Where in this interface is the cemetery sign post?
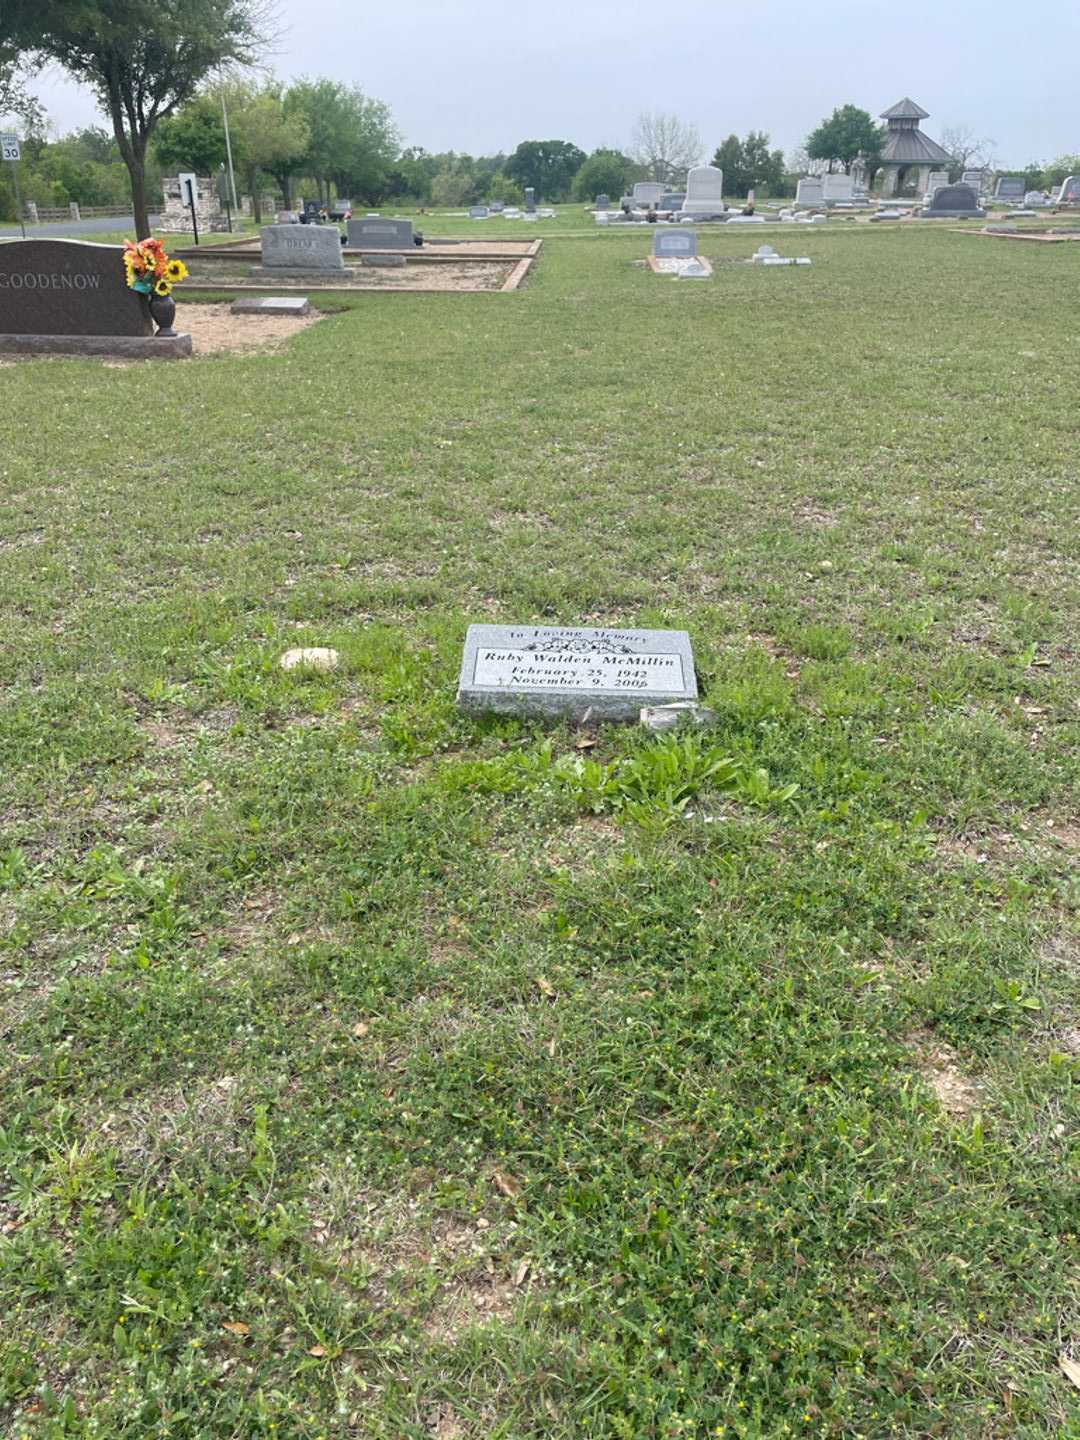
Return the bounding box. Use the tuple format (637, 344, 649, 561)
(1, 135, 26, 238)
(178, 172, 199, 245)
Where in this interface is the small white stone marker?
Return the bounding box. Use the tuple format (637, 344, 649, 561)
(280, 647, 339, 671)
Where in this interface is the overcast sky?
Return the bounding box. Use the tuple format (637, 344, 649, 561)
(19, 0, 1080, 166)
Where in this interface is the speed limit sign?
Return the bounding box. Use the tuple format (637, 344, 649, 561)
(1, 135, 20, 162)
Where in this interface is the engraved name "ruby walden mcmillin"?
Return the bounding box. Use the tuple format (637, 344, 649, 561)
(0, 270, 102, 289)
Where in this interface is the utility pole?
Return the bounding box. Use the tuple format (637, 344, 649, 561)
(221, 92, 239, 210)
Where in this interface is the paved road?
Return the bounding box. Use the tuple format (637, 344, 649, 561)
(0, 214, 161, 239)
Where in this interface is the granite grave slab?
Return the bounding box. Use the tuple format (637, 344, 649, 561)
(253, 224, 345, 277)
(652, 228, 697, 257)
(457, 625, 697, 721)
(346, 218, 415, 250)
(922, 183, 985, 219)
(0, 238, 152, 337)
(632, 182, 666, 208)
(231, 296, 312, 316)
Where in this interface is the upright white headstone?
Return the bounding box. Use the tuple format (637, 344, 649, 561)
(681, 167, 725, 218)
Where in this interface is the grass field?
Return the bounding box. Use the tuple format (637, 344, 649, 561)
(1, 216, 1078, 1439)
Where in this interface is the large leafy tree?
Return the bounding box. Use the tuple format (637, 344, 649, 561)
(572, 148, 636, 201)
(157, 81, 308, 221)
(712, 131, 785, 197)
(806, 105, 884, 174)
(0, 0, 270, 237)
(154, 100, 227, 176)
(0, 60, 45, 131)
(284, 79, 398, 205)
(505, 139, 585, 201)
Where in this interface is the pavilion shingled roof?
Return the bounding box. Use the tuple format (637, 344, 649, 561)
(880, 129, 951, 164)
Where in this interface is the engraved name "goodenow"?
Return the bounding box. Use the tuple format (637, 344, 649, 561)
(0, 271, 102, 289)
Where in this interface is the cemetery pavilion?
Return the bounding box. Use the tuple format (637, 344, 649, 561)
(877, 98, 951, 197)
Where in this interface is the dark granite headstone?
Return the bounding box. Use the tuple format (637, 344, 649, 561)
(923, 184, 985, 218)
(0, 239, 151, 337)
(346, 218, 415, 250)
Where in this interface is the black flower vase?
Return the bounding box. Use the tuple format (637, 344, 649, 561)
(149, 292, 178, 337)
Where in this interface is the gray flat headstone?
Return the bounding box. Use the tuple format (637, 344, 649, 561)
(468, 206, 489, 219)
(0, 239, 152, 337)
(653, 228, 697, 257)
(260, 224, 344, 271)
(361, 253, 407, 267)
(346, 218, 415, 250)
(231, 296, 312, 316)
(457, 624, 697, 721)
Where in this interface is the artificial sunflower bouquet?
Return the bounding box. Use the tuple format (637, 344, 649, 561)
(123, 237, 188, 296)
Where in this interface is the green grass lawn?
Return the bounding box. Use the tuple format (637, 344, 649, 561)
(0, 222, 1078, 1440)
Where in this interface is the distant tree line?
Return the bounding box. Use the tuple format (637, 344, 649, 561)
(5, 44, 1078, 227)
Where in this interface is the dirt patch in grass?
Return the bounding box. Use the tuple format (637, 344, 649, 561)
(793, 499, 838, 528)
(909, 1031, 986, 1117)
(184, 301, 323, 354)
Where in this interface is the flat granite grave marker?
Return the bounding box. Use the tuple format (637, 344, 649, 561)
(361, 253, 407, 267)
(0, 238, 191, 358)
(457, 624, 697, 721)
(251, 224, 345, 277)
(231, 296, 312, 316)
(346, 217, 415, 250)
